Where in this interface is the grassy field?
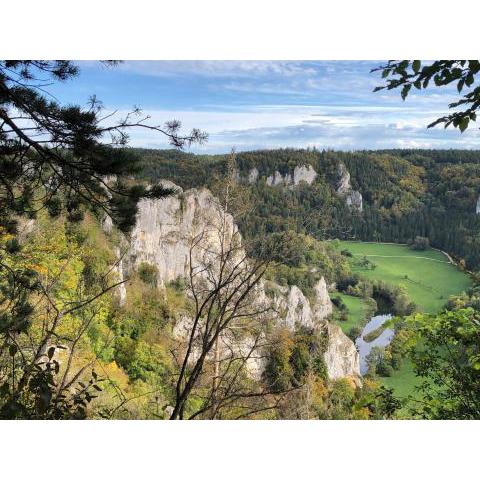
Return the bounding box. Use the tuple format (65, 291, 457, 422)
(336, 241, 472, 313)
(332, 293, 368, 334)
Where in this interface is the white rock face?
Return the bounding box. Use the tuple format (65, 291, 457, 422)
(126, 186, 235, 287)
(346, 190, 363, 212)
(16, 217, 36, 243)
(247, 168, 259, 184)
(336, 162, 363, 212)
(273, 284, 313, 330)
(101, 214, 113, 235)
(266, 170, 287, 186)
(173, 313, 266, 380)
(266, 164, 317, 188)
(476, 194, 480, 214)
(293, 164, 317, 186)
(270, 277, 333, 329)
(324, 322, 361, 381)
(313, 277, 333, 320)
(336, 163, 351, 195)
(269, 278, 358, 380)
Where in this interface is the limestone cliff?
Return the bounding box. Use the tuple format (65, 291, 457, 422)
(264, 164, 317, 187)
(247, 167, 259, 184)
(118, 181, 360, 382)
(270, 277, 332, 330)
(324, 322, 361, 381)
(335, 162, 363, 212)
(124, 181, 239, 287)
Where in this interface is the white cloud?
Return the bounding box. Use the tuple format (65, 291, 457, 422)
(111, 60, 319, 78)
(107, 103, 480, 153)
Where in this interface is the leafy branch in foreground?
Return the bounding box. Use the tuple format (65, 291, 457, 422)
(405, 308, 480, 419)
(0, 60, 207, 234)
(372, 60, 480, 132)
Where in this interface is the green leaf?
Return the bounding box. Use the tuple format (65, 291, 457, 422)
(458, 117, 469, 132)
(466, 72, 474, 87)
(401, 84, 412, 100)
(412, 60, 421, 73)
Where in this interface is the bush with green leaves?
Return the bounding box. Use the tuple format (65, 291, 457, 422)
(138, 262, 159, 286)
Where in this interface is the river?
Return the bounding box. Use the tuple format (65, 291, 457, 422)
(355, 314, 394, 375)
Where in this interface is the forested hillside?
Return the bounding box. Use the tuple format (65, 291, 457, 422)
(135, 148, 480, 271)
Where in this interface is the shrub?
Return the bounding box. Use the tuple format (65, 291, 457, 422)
(138, 262, 158, 286)
(332, 296, 346, 310)
(347, 325, 362, 341)
(409, 236, 430, 251)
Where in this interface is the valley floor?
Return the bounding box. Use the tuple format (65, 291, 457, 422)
(332, 241, 472, 407)
(336, 241, 471, 313)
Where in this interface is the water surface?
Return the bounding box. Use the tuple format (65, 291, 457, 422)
(356, 314, 394, 375)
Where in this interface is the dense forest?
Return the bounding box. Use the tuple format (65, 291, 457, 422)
(135, 148, 480, 272)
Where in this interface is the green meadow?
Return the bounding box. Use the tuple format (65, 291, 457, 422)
(332, 293, 369, 334)
(336, 241, 472, 313)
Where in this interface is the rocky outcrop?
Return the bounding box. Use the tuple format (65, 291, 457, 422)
(336, 162, 363, 212)
(269, 277, 333, 330)
(271, 284, 313, 329)
(16, 217, 36, 243)
(266, 170, 290, 186)
(267, 279, 360, 380)
(346, 190, 363, 211)
(476, 194, 480, 214)
(265, 164, 317, 188)
(173, 313, 265, 380)
(101, 214, 113, 235)
(247, 167, 259, 184)
(323, 322, 361, 382)
(125, 183, 237, 287)
(336, 163, 352, 195)
(313, 277, 333, 320)
(292, 165, 318, 185)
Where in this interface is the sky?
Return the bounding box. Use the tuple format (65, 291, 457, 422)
(48, 60, 480, 153)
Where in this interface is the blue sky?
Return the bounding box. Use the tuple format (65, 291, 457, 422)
(50, 61, 480, 153)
